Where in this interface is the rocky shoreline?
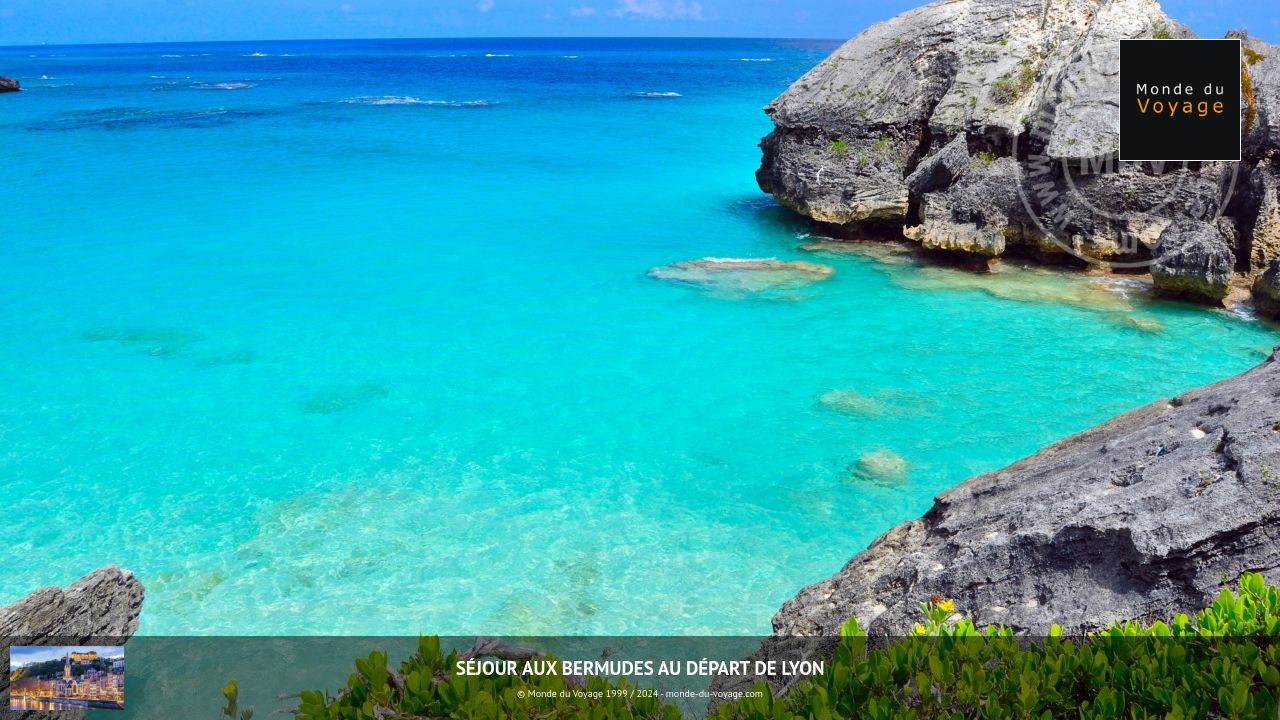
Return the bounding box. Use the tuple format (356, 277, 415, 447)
(710, 342, 1280, 702)
(756, 0, 1280, 315)
(0, 77, 19, 93)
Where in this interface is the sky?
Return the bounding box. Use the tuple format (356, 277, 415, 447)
(0, 0, 1274, 48)
(10, 646, 123, 667)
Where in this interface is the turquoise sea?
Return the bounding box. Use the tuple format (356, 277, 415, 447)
(0, 38, 1275, 636)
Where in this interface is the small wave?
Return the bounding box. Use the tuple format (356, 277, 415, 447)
(39, 74, 52, 80)
(195, 82, 255, 90)
(736, 57, 774, 62)
(484, 53, 512, 57)
(561, 55, 580, 59)
(628, 91, 682, 99)
(244, 52, 270, 57)
(700, 257, 782, 264)
(341, 95, 492, 107)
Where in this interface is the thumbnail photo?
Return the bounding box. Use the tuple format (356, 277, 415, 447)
(7, 646, 124, 712)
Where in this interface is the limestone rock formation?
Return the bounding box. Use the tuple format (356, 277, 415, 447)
(0, 567, 144, 720)
(0, 77, 18, 93)
(1150, 221, 1238, 302)
(1254, 259, 1280, 316)
(775, 345, 1280, 636)
(714, 345, 1280, 702)
(755, 0, 1280, 306)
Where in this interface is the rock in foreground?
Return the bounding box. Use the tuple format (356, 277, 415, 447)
(0, 567, 144, 719)
(0, 77, 18, 93)
(780, 347, 1280, 637)
(717, 346, 1280, 698)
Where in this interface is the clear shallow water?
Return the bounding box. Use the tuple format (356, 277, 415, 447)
(0, 38, 1275, 636)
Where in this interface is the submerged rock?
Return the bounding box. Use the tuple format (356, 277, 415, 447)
(892, 261, 1144, 313)
(0, 76, 18, 93)
(300, 382, 389, 414)
(718, 345, 1280, 698)
(1254, 258, 1280, 318)
(648, 258, 835, 294)
(754, 0, 1280, 303)
(848, 449, 910, 486)
(817, 388, 934, 418)
(83, 325, 205, 357)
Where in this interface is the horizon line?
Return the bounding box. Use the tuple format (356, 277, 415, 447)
(0, 35, 848, 51)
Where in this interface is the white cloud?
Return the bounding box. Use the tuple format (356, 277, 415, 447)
(570, 5, 597, 16)
(477, 0, 495, 11)
(607, 0, 704, 20)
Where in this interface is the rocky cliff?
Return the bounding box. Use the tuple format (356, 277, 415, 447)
(0, 567, 144, 720)
(0, 77, 18, 93)
(757, 0, 1280, 312)
(712, 344, 1280, 702)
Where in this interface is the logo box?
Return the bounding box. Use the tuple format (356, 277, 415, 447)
(1119, 38, 1241, 162)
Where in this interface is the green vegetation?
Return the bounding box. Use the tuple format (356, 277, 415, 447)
(714, 575, 1280, 719)
(871, 137, 893, 158)
(1244, 62, 1258, 134)
(975, 150, 998, 165)
(991, 62, 1037, 104)
(1152, 21, 1175, 40)
(222, 680, 255, 720)
(1244, 47, 1265, 66)
(828, 138, 850, 156)
(276, 574, 1280, 719)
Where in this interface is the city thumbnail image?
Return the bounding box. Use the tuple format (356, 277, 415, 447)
(8, 646, 124, 712)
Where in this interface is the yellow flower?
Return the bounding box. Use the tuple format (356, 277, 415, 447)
(936, 599, 956, 613)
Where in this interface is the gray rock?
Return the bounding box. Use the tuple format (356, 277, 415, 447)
(717, 346, 1280, 700)
(755, 0, 1280, 292)
(1248, 164, 1280, 271)
(1241, 32, 1280, 154)
(0, 567, 144, 720)
(0, 77, 17, 93)
(1150, 220, 1237, 303)
(904, 134, 970, 197)
(1253, 258, 1280, 318)
(904, 156, 1033, 258)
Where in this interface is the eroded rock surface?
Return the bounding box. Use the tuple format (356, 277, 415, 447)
(756, 0, 1280, 308)
(1150, 221, 1237, 302)
(1, 567, 144, 720)
(1254, 259, 1280, 316)
(0, 77, 18, 93)
(716, 347, 1280, 702)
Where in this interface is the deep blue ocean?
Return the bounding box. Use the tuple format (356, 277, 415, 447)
(0, 38, 1275, 636)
